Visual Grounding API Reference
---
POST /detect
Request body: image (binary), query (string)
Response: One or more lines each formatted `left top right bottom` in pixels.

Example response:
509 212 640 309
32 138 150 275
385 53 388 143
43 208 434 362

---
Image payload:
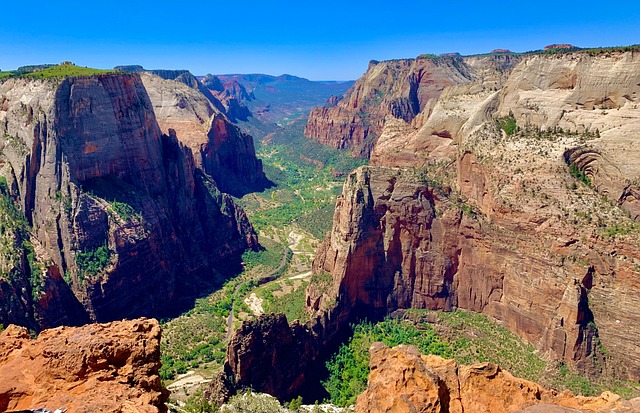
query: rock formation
545 44 578 50
304 54 521 157
0 73 258 329
214 48 640 401
141 73 269 196
207 314 314 403
201 74 254 122
356 343 640 413
207 308 351 404
0 318 168 413
308 49 640 380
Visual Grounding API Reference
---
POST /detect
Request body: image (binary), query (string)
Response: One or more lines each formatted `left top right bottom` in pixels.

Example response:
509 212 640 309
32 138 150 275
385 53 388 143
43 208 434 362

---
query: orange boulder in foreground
356 343 640 413
0 318 168 413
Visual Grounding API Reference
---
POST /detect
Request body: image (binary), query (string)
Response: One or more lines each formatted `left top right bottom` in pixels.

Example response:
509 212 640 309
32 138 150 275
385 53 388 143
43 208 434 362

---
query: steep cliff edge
304 55 520 157
0 318 168 412
142 73 269 196
0 73 258 328
356 343 640 413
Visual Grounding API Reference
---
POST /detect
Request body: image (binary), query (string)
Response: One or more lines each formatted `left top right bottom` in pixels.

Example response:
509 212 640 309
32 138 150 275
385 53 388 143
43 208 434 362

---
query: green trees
75 243 111 279
323 318 452 406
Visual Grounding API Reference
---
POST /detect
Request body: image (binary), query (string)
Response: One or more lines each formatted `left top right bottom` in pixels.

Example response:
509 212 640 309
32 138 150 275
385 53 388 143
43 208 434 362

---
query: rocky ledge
0 318 168 413
357 343 640 413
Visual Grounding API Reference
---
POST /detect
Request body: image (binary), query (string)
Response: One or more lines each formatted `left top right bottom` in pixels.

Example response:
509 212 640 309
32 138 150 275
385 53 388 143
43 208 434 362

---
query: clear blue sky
1 0 639 80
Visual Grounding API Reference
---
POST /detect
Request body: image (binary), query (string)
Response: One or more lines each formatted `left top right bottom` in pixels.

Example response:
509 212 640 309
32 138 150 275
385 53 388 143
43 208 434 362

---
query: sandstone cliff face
0 73 258 328
201 74 254 122
0 318 168 412
304 55 521 157
309 50 640 380
356 343 640 413
207 314 315 403
208 308 353 404
141 73 268 196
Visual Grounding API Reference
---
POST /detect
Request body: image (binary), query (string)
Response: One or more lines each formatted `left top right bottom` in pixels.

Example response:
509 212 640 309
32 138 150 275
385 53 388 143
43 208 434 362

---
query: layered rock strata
308 49 640 379
141 73 268 196
0 73 258 328
304 55 521 157
0 318 168 413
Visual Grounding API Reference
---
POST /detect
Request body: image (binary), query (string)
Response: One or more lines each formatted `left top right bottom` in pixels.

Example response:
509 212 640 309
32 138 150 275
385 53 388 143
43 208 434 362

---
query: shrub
76 243 111 278
497 115 518 136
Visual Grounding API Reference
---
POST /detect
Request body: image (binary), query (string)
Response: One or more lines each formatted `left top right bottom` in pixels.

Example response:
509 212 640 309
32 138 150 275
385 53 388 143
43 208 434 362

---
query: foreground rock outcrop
0 73 258 329
0 318 168 412
356 343 640 413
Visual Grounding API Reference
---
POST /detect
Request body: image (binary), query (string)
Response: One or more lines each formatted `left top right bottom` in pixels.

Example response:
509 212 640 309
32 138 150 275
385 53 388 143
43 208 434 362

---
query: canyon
212 48 640 403
2 47 640 412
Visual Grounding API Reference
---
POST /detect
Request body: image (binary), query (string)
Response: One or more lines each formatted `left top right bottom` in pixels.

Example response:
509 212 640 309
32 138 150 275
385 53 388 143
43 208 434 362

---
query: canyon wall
310 50 640 379
304 54 521 157
142 73 269 196
214 50 640 401
0 73 259 329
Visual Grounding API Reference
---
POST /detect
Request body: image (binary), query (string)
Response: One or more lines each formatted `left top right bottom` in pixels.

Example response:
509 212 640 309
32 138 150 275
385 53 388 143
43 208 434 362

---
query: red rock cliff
311 50 640 380
210 50 640 402
304 55 521 157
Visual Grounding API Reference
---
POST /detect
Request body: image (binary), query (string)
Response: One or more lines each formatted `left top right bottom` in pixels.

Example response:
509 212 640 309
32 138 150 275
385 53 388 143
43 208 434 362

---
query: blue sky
1 0 639 80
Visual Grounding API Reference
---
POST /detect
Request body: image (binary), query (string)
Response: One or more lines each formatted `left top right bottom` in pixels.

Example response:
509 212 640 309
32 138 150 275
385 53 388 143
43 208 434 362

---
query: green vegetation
241 240 285 271
0 71 14 79
260 281 309 323
601 222 640 238
22 63 114 79
245 120 364 234
160 284 230 380
75 243 111 279
497 115 518 136
160 239 287 381
324 317 452 406
295 204 335 239
417 53 439 59
323 309 636 406
110 200 140 221
0 177 45 298
180 390 218 412
569 163 591 186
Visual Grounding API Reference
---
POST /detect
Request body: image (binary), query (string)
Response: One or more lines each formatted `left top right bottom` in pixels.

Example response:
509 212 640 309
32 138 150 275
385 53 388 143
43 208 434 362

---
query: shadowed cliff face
142 73 270 197
0 73 258 329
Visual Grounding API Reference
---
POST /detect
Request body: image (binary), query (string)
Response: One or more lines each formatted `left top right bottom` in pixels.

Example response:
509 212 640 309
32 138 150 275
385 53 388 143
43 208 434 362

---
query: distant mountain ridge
199 73 354 139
